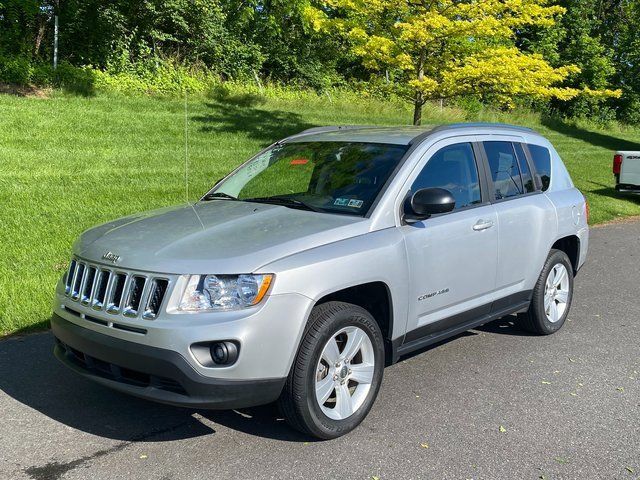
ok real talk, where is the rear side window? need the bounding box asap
[513,143,535,193]
[411,143,481,210]
[528,144,552,191]
[483,141,523,199]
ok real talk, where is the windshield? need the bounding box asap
[208,141,409,216]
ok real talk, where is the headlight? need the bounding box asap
[178,274,273,312]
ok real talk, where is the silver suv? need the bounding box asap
[52,123,589,439]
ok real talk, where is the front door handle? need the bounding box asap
[473,219,494,231]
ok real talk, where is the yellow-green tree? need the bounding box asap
[306,0,620,124]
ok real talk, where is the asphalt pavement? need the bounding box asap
[1,219,639,480]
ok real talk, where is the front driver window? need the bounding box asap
[410,143,482,210]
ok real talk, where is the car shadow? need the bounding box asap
[207,315,534,436]
[590,186,640,205]
[199,405,312,442]
[192,88,317,144]
[0,329,313,443]
[1,315,533,444]
[0,331,211,442]
[541,116,640,152]
[474,313,537,336]
[395,314,534,363]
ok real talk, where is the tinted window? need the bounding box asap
[214,141,408,216]
[513,143,535,193]
[484,141,523,199]
[411,143,481,210]
[528,144,551,191]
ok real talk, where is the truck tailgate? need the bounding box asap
[618,151,640,187]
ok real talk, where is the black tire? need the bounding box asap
[278,301,385,439]
[521,249,574,335]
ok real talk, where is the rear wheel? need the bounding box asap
[278,301,384,439]
[522,249,574,334]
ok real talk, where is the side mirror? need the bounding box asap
[404,187,456,223]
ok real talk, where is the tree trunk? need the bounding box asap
[413,95,423,126]
[413,48,426,126]
[34,18,46,57]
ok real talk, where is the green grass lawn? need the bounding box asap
[1,89,639,336]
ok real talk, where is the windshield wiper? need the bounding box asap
[202,192,238,201]
[244,196,323,212]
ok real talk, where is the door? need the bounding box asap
[480,139,556,307]
[400,139,498,343]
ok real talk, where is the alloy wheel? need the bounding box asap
[544,263,570,323]
[315,326,375,420]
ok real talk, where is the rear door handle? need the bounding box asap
[473,219,494,231]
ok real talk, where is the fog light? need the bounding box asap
[210,341,238,365]
[190,340,240,367]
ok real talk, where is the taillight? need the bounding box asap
[584,198,590,224]
[613,154,623,174]
[580,191,590,224]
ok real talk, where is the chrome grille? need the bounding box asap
[63,258,169,320]
[92,270,110,310]
[71,263,85,300]
[80,266,96,305]
[106,273,126,314]
[123,276,145,317]
[143,279,169,319]
[65,260,77,294]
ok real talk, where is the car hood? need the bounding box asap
[75,200,369,274]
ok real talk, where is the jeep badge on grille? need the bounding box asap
[102,251,120,264]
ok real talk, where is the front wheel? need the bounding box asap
[278,301,385,439]
[522,249,574,334]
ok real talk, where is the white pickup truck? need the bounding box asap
[614,151,640,193]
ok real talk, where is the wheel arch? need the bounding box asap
[314,282,395,365]
[551,235,580,274]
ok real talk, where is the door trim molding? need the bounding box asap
[391,290,532,363]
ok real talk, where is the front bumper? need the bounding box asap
[52,314,286,409]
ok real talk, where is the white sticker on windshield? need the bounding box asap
[348,199,364,208]
[334,198,349,206]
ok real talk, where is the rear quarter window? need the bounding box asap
[528,144,552,191]
[513,143,535,193]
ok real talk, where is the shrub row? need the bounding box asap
[0,57,223,96]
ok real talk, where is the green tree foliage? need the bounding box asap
[518,0,640,123]
[611,0,640,123]
[306,0,619,125]
[0,0,53,58]
[0,0,639,124]
[58,0,263,78]
[518,0,618,120]
[0,1,264,79]
[221,0,342,88]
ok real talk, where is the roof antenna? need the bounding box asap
[183,88,205,229]
[184,87,189,204]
